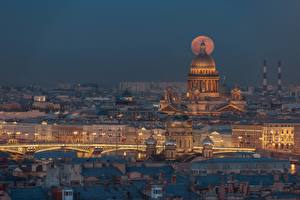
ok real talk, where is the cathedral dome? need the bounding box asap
[191,53,216,68]
[165,139,177,146]
[202,136,214,146]
[145,136,157,145]
[190,41,216,69]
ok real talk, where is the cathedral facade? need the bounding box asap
[160,36,246,116]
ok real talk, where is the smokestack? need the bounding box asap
[263,60,267,93]
[278,61,282,94]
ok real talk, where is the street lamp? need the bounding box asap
[82,131,87,143]
[73,131,78,143]
[136,131,143,152]
[34,133,39,142]
[115,128,122,155]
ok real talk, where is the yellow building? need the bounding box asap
[232,123,296,152]
[262,123,294,151]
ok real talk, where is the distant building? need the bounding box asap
[34,96,46,102]
[32,101,60,111]
[119,82,186,94]
[262,123,295,151]
[232,123,297,153]
[191,157,290,175]
[293,125,300,155]
[232,124,263,148]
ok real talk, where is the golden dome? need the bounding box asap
[190,41,216,69]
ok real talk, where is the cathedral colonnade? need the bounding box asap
[188,79,218,93]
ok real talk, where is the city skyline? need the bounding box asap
[0,1,300,86]
[1,2,300,200]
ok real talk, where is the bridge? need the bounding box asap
[0,143,152,157]
[0,142,255,158]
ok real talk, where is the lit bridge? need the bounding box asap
[0,143,255,157]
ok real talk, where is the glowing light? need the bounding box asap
[291,164,296,174]
[191,35,214,55]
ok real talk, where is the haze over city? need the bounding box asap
[0,0,300,86]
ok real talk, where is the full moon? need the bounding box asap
[191,35,214,55]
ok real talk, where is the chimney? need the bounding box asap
[172,174,177,183]
[263,60,267,93]
[277,61,282,94]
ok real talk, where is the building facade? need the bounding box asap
[262,123,294,151]
[232,124,263,148]
[294,125,300,154]
[165,115,193,154]
[232,123,297,152]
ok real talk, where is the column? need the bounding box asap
[213,81,216,92]
[199,80,202,92]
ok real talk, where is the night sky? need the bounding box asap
[0,0,300,86]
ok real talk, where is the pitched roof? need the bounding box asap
[82,167,122,178]
[10,187,47,200]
